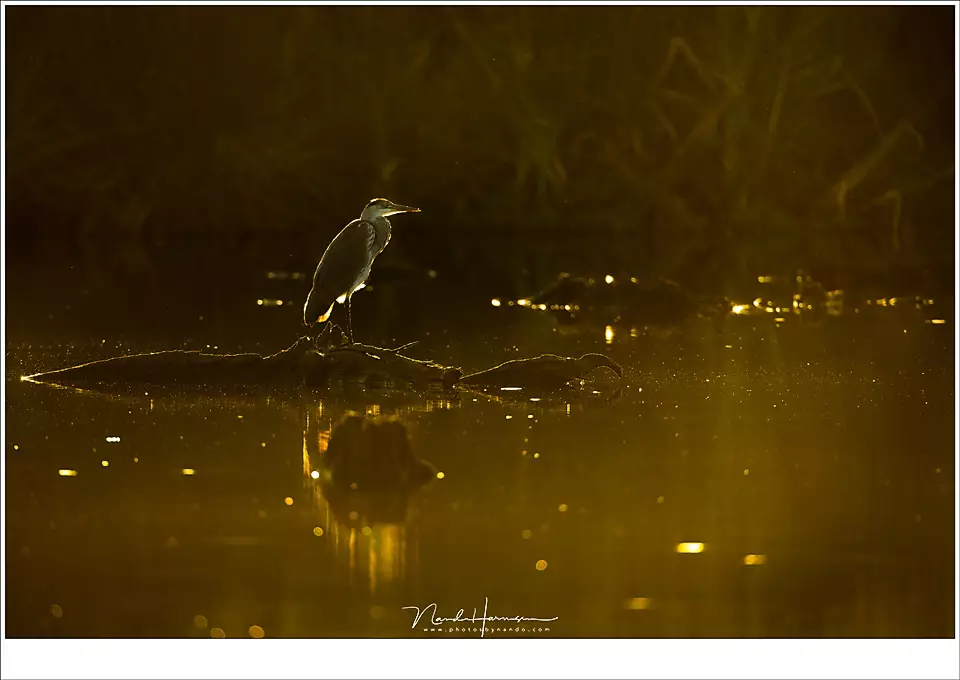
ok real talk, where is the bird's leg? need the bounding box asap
[315,320,333,348]
[346,294,355,344]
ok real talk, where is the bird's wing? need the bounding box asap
[303,219,376,326]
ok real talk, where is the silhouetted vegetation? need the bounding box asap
[5,5,955,294]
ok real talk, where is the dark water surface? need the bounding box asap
[4,254,956,638]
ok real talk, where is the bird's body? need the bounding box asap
[303,217,391,326]
[303,198,420,342]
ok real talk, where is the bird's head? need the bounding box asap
[361,198,421,221]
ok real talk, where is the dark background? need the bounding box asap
[4,5,956,307]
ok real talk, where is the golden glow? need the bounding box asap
[624,597,652,610]
[248,625,265,638]
[181,468,195,475]
[348,528,356,574]
[517,298,530,306]
[58,469,77,477]
[605,274,615,284]
[313,527,324,537]
[930,319,946,325]
[605,325,614,344]
[491,298,502,307]
[348,511,359,521]
[193,615,207,629]
[369,539,378,595]
[743,469,750,476]
[676,542,704,554]
[521,529,532,539]
[754,297,763,308]
[558,503,568,512]
[336,294,347,304]
[210,628,226,639]
[774,317,786,323]
[505,414,513,420]
[310,470,320,479]
[436,471,445,479]
[765,306,775,313]
[535,559,548,571]
[101,460,109,467]
[500,387,522,391]
[361,526,373,536]
[13,445,19,451]
[106,436,120,443]
[284,497,294,506]
[533,452,540,459]
[731,304,750,315]
[50,604,63,618]
[757,275,773,284]
[743,554,767,566]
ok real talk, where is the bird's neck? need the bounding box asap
[367,215,392,254]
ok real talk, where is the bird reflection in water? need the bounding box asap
[303,409,437,594]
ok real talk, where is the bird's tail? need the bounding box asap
[316,302,336,324]
[304,292,336,327]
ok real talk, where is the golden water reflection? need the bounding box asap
[302,406,427,597]
[4,316,955,638]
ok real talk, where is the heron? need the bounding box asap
[303,198,420,343]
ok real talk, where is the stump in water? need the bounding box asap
[305,341,461,388]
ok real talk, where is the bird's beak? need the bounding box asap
[387,203,420,215]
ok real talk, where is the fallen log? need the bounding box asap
[25,335,461,389]
[23,327,623,393]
